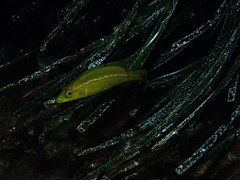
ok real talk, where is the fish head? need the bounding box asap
[55,85,83,103]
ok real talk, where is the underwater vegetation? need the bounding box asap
[0,0,240,179]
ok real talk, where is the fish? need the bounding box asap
[55,63,147,103]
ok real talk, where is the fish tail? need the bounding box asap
[134,69,156,89]
[134,69,148,82]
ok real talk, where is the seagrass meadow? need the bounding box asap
[0,0,240,179]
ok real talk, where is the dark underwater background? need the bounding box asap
[0,0,240,179]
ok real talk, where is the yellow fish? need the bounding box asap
[55,63,147,103]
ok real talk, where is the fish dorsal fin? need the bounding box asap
[102,60,127,68]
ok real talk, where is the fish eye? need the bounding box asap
[66,90,72,97]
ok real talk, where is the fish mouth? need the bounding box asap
[55,96,68,103]
[55,95,79,103]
